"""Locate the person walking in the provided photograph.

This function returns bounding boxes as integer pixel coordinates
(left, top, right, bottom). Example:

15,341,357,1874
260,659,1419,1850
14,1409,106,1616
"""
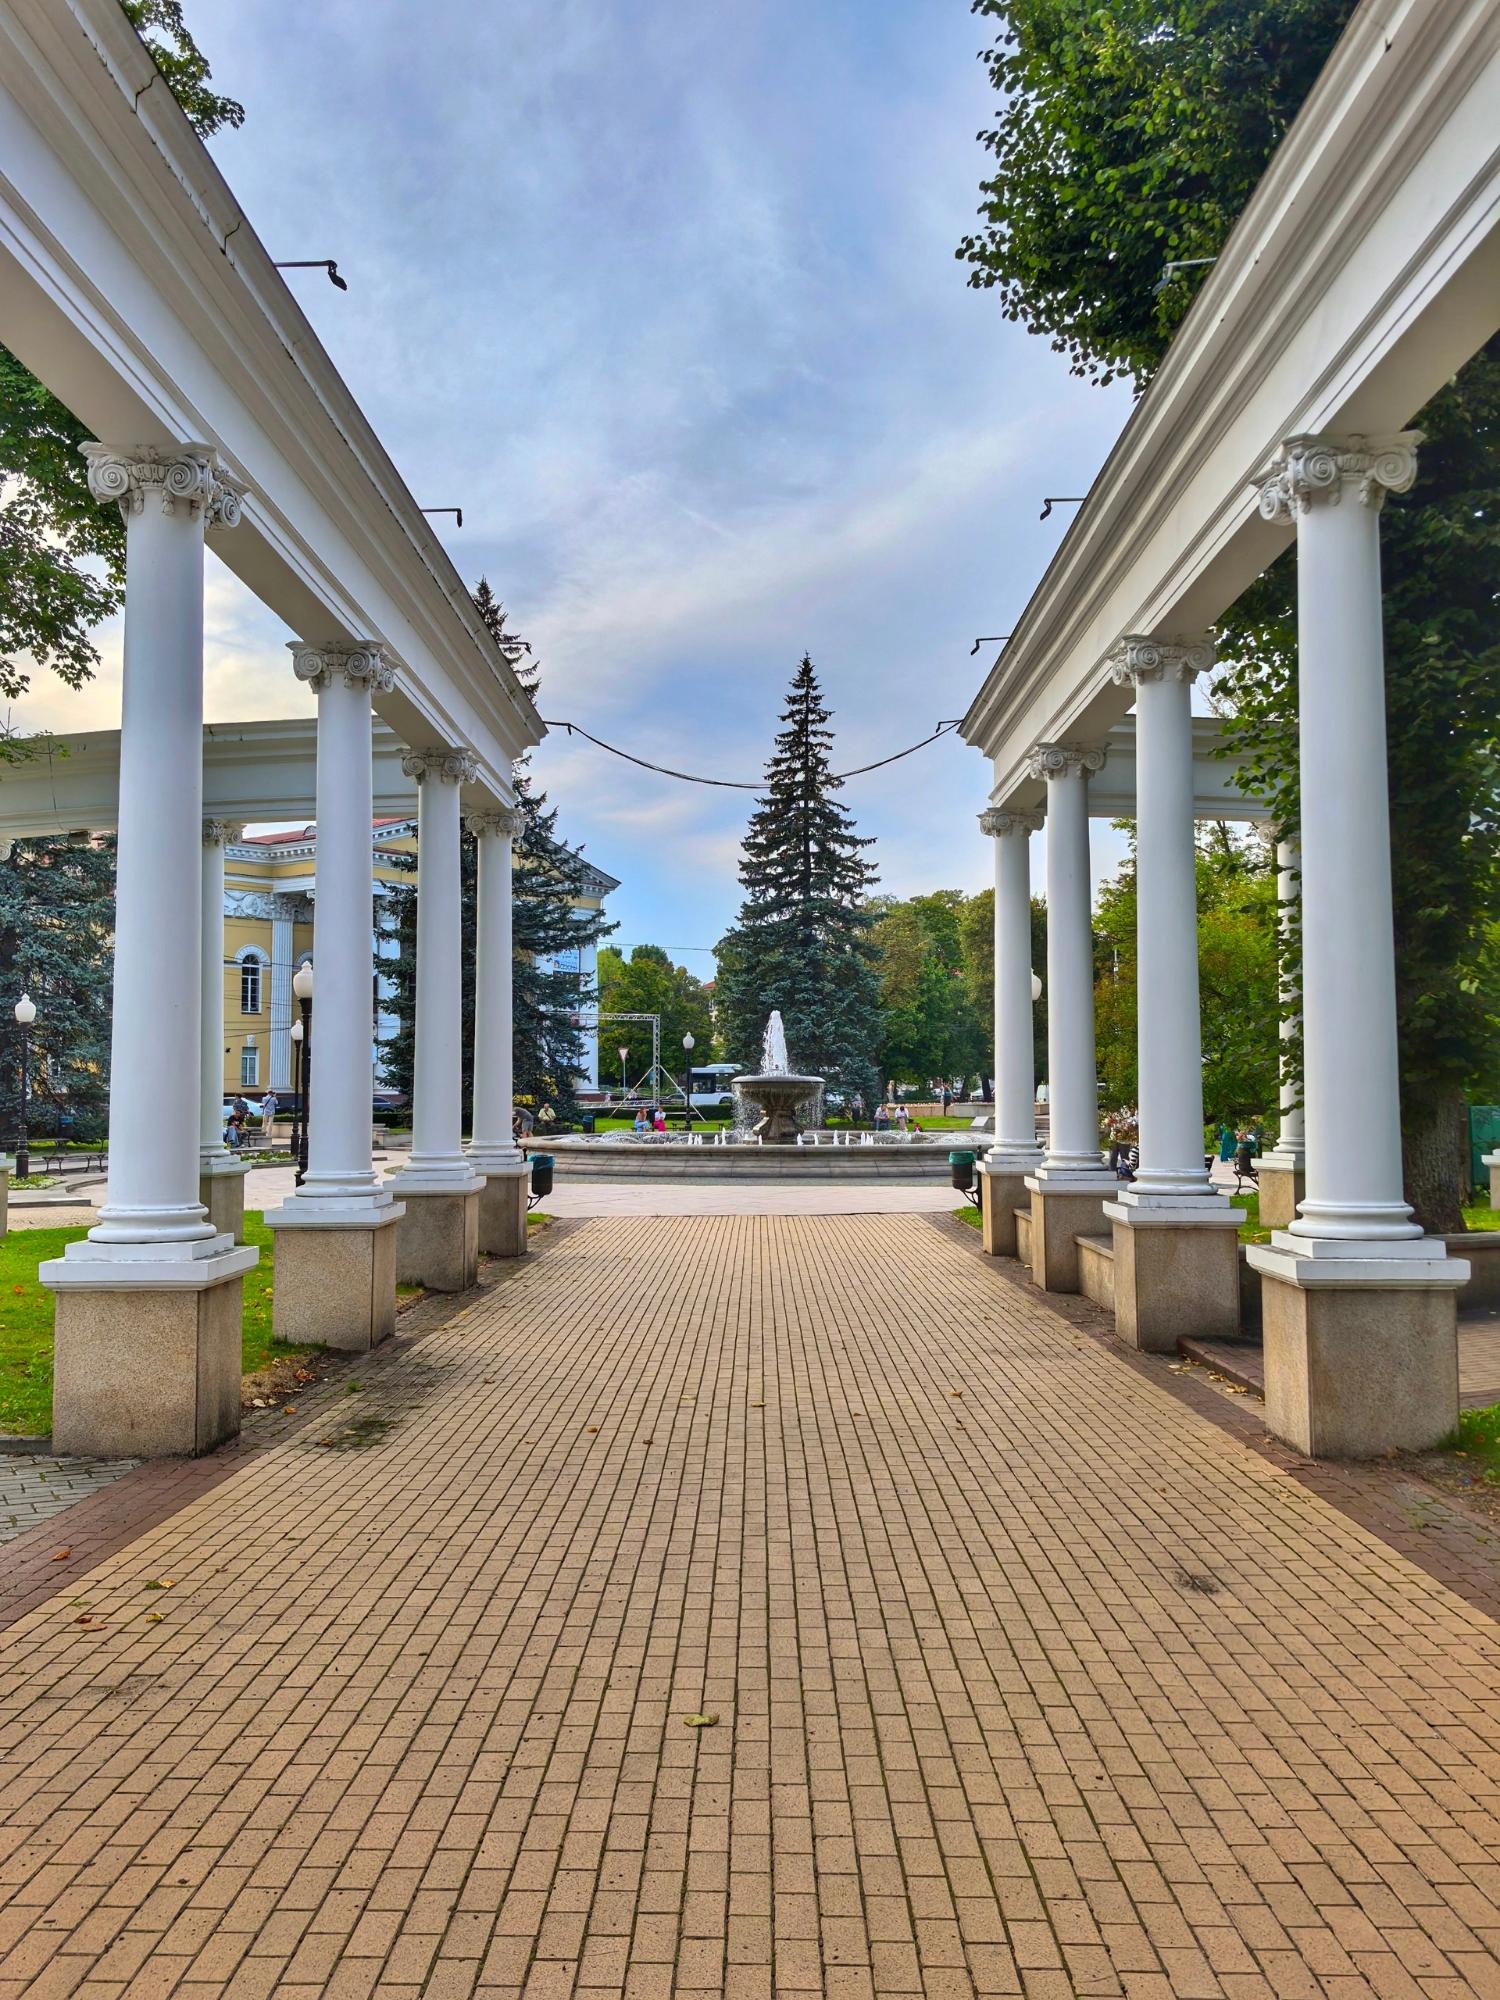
259,1088,279,1146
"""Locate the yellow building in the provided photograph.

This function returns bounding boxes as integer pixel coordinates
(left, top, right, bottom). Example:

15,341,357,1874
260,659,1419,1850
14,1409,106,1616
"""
219,821,617,1101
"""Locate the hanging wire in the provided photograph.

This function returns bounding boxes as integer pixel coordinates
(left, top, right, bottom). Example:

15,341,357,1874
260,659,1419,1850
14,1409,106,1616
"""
538,717,964,791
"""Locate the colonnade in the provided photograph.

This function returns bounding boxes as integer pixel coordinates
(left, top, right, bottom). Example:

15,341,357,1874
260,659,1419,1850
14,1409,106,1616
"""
40,441,531,1460
979,431,1467,1458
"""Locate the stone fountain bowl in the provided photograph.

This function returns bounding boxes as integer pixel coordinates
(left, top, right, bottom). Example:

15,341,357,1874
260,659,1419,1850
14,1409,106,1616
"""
732,1072,824,1145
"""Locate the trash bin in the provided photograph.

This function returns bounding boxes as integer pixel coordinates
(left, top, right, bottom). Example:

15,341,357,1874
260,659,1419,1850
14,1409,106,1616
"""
580,1112,596,1134
530,1154,555,1199
948,1149,975,1192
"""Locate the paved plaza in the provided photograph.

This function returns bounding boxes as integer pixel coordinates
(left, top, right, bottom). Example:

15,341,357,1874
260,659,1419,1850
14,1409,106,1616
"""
3,1216,1500,1998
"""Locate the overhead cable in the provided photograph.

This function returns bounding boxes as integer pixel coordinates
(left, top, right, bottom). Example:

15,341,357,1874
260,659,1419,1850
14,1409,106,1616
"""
538,718,963,791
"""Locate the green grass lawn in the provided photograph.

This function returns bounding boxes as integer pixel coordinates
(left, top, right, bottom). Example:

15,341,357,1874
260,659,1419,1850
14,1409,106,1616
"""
954,1204,982,1231
0,1212,316,1439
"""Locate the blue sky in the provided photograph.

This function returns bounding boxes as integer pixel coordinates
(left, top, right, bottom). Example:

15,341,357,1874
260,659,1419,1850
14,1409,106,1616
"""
22,0,1134,965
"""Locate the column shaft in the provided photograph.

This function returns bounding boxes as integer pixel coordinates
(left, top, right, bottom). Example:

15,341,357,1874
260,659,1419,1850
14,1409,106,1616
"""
1122,650,1217,1202
985,813,1042,1164
1268,838,1305,1160
200,828,232,1168
404,753,478,1189
92,488,215,1243
1036,754,1109,1177
468,813,523,1166
1288,460,1416,1244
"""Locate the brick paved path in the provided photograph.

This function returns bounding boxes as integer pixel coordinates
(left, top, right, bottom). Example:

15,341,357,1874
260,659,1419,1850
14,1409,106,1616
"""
3,1216,1500,1999
0,1454,137,1545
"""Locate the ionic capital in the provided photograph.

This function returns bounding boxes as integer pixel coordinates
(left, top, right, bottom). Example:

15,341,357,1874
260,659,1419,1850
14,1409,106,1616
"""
202,820,244,848
402,746,479,786
1106,634,1213,686
978,807,1043,838
1025,743,1105,783
81,441,246,528
289,641,397,694
1255,431,1422,522
465,807,526,840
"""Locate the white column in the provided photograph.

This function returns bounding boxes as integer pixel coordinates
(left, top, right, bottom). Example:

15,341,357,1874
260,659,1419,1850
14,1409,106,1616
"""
1108,637,1221,1207
1255,434,1426,1254
979,808,1043,1168
200,822,243,1169
79,444,245,1254
1029,745,1113,1183
282,644,395,1210
466,808,525,1168
1260,838,1305,1170
269,900,295,1089
400,748,480,1190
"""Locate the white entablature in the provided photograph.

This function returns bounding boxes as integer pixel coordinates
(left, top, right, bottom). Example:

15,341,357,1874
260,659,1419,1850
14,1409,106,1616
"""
0,720,416,839
962,0,1500,805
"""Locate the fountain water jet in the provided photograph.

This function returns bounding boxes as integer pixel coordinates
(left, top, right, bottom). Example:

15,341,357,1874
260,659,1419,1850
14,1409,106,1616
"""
732,1011,824,1145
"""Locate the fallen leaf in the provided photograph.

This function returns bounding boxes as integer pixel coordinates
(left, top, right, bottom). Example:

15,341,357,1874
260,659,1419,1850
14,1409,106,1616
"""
51,1548,71,1562
74,1616,93,1626
684,1713,719,1728
144,1612,163,1623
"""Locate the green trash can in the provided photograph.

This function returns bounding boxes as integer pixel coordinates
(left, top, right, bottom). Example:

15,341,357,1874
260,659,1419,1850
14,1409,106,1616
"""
530,1154,555,1199
949,1149,976,1192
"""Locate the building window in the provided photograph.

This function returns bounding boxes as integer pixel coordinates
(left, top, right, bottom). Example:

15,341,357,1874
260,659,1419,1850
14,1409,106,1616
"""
240,957,263,1015
240,1044,260,1087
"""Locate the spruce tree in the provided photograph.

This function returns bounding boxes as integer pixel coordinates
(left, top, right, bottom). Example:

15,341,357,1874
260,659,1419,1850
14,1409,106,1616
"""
0,834,115,1143
377,580,614,1121
715,658,882,1101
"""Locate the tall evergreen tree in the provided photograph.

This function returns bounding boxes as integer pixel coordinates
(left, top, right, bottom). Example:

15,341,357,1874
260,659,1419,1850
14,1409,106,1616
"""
377,581,614,1120
958,0,1500,1229
714,658,882,1101
0,835,115,1143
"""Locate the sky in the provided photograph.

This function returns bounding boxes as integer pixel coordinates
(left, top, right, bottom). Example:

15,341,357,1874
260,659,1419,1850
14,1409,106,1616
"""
16,0,1135,969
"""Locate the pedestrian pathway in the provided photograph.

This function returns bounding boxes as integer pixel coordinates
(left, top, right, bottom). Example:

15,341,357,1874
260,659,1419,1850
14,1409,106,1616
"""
0,1452,136,1544
3,1214,1500,1998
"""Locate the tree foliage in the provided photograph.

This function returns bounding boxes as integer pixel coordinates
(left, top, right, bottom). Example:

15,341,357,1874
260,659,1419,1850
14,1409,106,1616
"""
1091,826,1279,1123
597,945,716,1088
0,2,241,722
961,0,1500,1229
0,836,116,1142
714,658,882,1100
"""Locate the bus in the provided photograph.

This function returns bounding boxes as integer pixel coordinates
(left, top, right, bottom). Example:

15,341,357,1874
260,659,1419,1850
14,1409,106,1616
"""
686,1062,739,1111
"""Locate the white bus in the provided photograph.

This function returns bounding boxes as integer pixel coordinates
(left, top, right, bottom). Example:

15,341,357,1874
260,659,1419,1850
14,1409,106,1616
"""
687,1062,739,1111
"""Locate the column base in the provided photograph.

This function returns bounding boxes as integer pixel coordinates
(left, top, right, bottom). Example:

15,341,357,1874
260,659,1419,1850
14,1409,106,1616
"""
265,1203,405,1352
43,1242,258,1458
1256,1154,1305,1230
979,1159,1037,1256
1103,1200,1241,1352
476,1163,530,1258
1484,1152,1500,1210
1023,1174,1117,1292
396,1186,480,1292
1249,1240,1469,1457
199,1156,251,1245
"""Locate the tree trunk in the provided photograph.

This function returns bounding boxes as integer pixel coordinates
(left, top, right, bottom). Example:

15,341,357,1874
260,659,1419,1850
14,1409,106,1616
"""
1402,1085,1470,1236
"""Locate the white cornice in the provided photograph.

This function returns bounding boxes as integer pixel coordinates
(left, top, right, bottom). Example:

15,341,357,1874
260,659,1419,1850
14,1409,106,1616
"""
962,0,1500,791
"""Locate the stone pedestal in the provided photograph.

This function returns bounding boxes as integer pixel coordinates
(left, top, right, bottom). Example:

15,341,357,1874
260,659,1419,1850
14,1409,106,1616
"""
1024,1179,1115,1292
397,1187,480,1293
1256,1156,1305,1231
1104,1201,1241,1352
1484,1151,1500,1209
199,1158,251,1244
980,1164,1033,1256
1250,1239,1469,1457
477,1164,530,1258
268,1205,404,1351
44,1245,257,1458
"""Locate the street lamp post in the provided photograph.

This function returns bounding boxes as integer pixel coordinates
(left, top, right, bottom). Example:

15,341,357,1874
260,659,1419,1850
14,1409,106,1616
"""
293,960,314,1185
13,993,35,1178
682,1031,695,1136
290,1018,304,1165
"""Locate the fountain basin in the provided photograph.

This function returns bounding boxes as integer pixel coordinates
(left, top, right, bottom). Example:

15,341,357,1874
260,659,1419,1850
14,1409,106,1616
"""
733,1071,823,1144
531,1133,994,1183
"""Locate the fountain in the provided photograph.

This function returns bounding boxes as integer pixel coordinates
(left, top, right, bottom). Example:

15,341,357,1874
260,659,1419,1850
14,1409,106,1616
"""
732,1012,824,1145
